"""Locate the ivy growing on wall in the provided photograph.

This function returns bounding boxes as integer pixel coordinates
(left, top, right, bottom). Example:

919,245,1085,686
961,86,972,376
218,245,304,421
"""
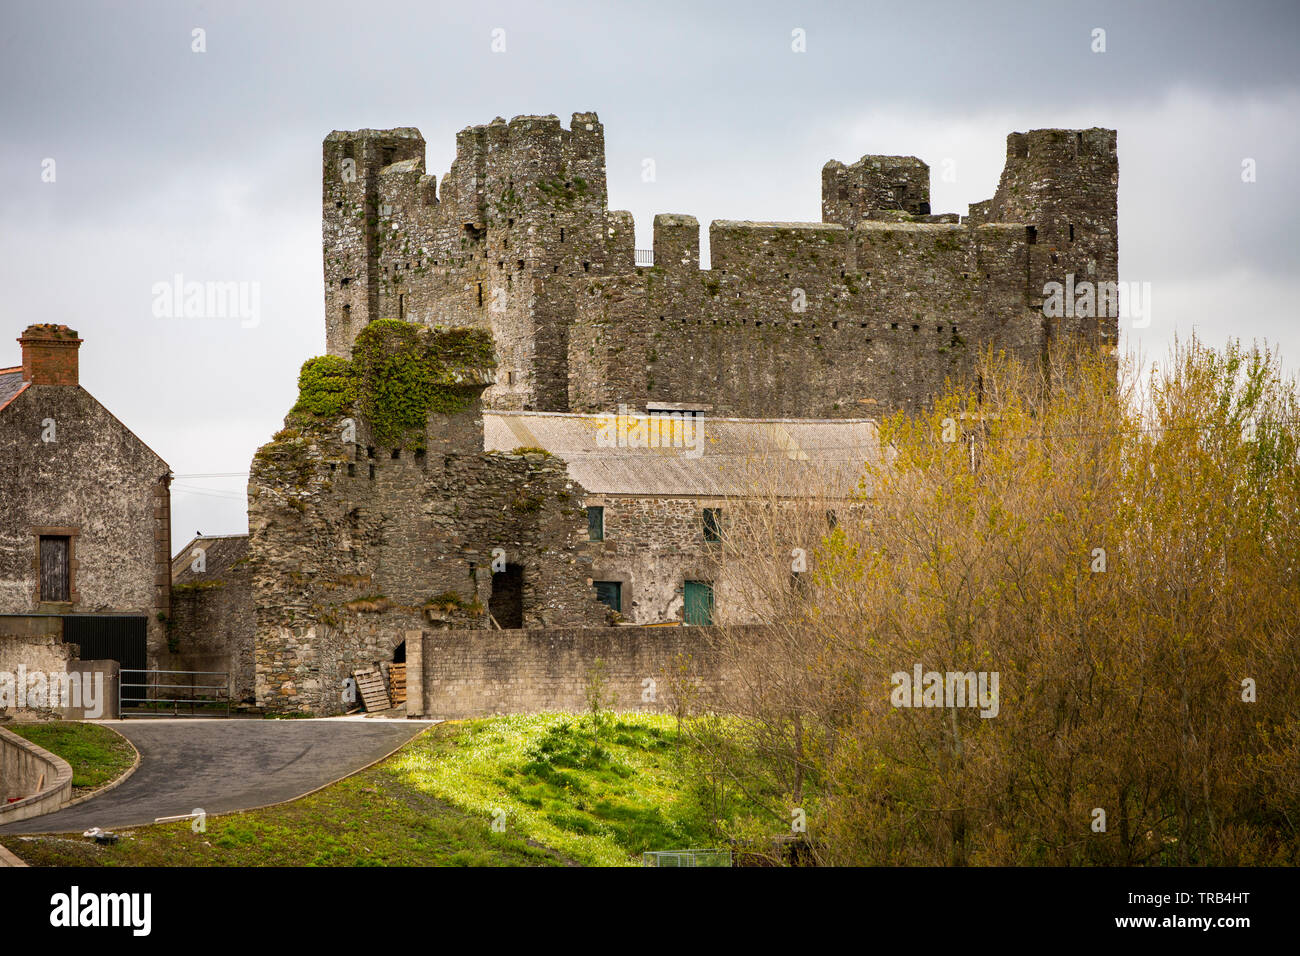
287,319,497,451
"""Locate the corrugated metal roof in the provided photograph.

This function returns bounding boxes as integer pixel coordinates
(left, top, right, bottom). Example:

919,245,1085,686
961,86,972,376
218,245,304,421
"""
0,369,28,415
483,412,879,498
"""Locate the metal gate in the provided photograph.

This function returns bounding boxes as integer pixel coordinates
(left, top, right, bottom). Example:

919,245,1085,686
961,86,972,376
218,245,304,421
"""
62,615,147,702
119,669,230,718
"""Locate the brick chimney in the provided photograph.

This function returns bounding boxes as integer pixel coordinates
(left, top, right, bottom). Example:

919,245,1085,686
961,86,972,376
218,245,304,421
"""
18,324,82,385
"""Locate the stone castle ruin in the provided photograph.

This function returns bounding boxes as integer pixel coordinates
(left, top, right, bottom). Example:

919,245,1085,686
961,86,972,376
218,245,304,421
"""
323,113,1118,418
174,112,1120,715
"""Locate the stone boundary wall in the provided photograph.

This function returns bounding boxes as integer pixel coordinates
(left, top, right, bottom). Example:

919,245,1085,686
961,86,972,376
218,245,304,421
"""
408,624,760,719
0,725,73,824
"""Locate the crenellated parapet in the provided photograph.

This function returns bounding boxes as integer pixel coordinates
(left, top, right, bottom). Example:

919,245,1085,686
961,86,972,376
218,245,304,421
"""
322,114,1119,419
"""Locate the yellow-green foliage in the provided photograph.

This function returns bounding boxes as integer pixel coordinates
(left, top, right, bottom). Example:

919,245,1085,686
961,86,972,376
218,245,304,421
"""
714,337,1300,866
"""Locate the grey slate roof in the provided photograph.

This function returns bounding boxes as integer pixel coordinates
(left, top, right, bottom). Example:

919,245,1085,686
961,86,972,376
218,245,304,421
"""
172,534,250,584
0,368,28,414
483,411,879,499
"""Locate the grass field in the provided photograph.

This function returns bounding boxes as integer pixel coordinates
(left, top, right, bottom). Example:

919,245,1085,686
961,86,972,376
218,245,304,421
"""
1,712,772,867
387,713,735,866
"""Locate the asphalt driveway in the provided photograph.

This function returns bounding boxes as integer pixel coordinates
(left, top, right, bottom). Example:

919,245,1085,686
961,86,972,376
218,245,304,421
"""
0,717,433,834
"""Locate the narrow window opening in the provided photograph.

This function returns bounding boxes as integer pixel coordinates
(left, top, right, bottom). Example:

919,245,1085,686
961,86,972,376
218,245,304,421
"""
703,507,722,542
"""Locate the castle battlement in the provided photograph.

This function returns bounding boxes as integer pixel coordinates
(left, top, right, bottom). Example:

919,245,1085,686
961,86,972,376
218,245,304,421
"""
323,112,1118,418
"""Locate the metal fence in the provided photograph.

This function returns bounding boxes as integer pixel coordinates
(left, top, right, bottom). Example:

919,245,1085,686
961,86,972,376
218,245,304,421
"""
119,669,230,718
642,849,733,867
634,248,654,267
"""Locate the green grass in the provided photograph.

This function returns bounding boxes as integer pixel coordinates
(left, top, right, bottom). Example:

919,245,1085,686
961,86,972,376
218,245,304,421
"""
5,722,136,791
388,713,747,866
0,714,779,867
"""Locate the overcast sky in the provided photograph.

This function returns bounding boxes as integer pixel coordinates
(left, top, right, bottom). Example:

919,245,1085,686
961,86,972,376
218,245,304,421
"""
2,0,1297,551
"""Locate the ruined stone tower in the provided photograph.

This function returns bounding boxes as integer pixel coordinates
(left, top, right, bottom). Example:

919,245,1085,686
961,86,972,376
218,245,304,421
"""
323,112,1118,418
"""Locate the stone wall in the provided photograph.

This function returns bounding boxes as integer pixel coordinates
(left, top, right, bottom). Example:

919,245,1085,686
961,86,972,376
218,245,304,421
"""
408,624,748,720
247,323,611,714
0,616,74,676
0,725,73,824
164,535,255,703
583,496,724,625
323,115,1118,420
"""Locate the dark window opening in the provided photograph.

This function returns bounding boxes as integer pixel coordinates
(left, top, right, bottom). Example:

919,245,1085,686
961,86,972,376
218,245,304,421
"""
380,147,395,166
1025,226,1037,245
559,227,565,242
593,581,621,613
703,507,722,542
398,293,405,319
477,282,483,307
587,506,605,541
490,564,524,629
391,449,400,459
39,535,70,603
392,641,406,664
1068,223,1075,243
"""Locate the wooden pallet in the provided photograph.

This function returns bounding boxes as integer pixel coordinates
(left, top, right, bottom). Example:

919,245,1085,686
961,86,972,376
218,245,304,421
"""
388,663,407,706
352,667,391,712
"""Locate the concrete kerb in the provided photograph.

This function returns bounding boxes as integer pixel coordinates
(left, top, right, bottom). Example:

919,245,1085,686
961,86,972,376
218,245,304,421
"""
0,843,27,867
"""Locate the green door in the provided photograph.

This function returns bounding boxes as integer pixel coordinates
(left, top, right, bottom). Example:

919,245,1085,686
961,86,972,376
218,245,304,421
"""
683,580,714,626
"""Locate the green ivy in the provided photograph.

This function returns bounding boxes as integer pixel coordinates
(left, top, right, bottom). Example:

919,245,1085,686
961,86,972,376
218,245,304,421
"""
292,355,358,418
285,320,497,452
